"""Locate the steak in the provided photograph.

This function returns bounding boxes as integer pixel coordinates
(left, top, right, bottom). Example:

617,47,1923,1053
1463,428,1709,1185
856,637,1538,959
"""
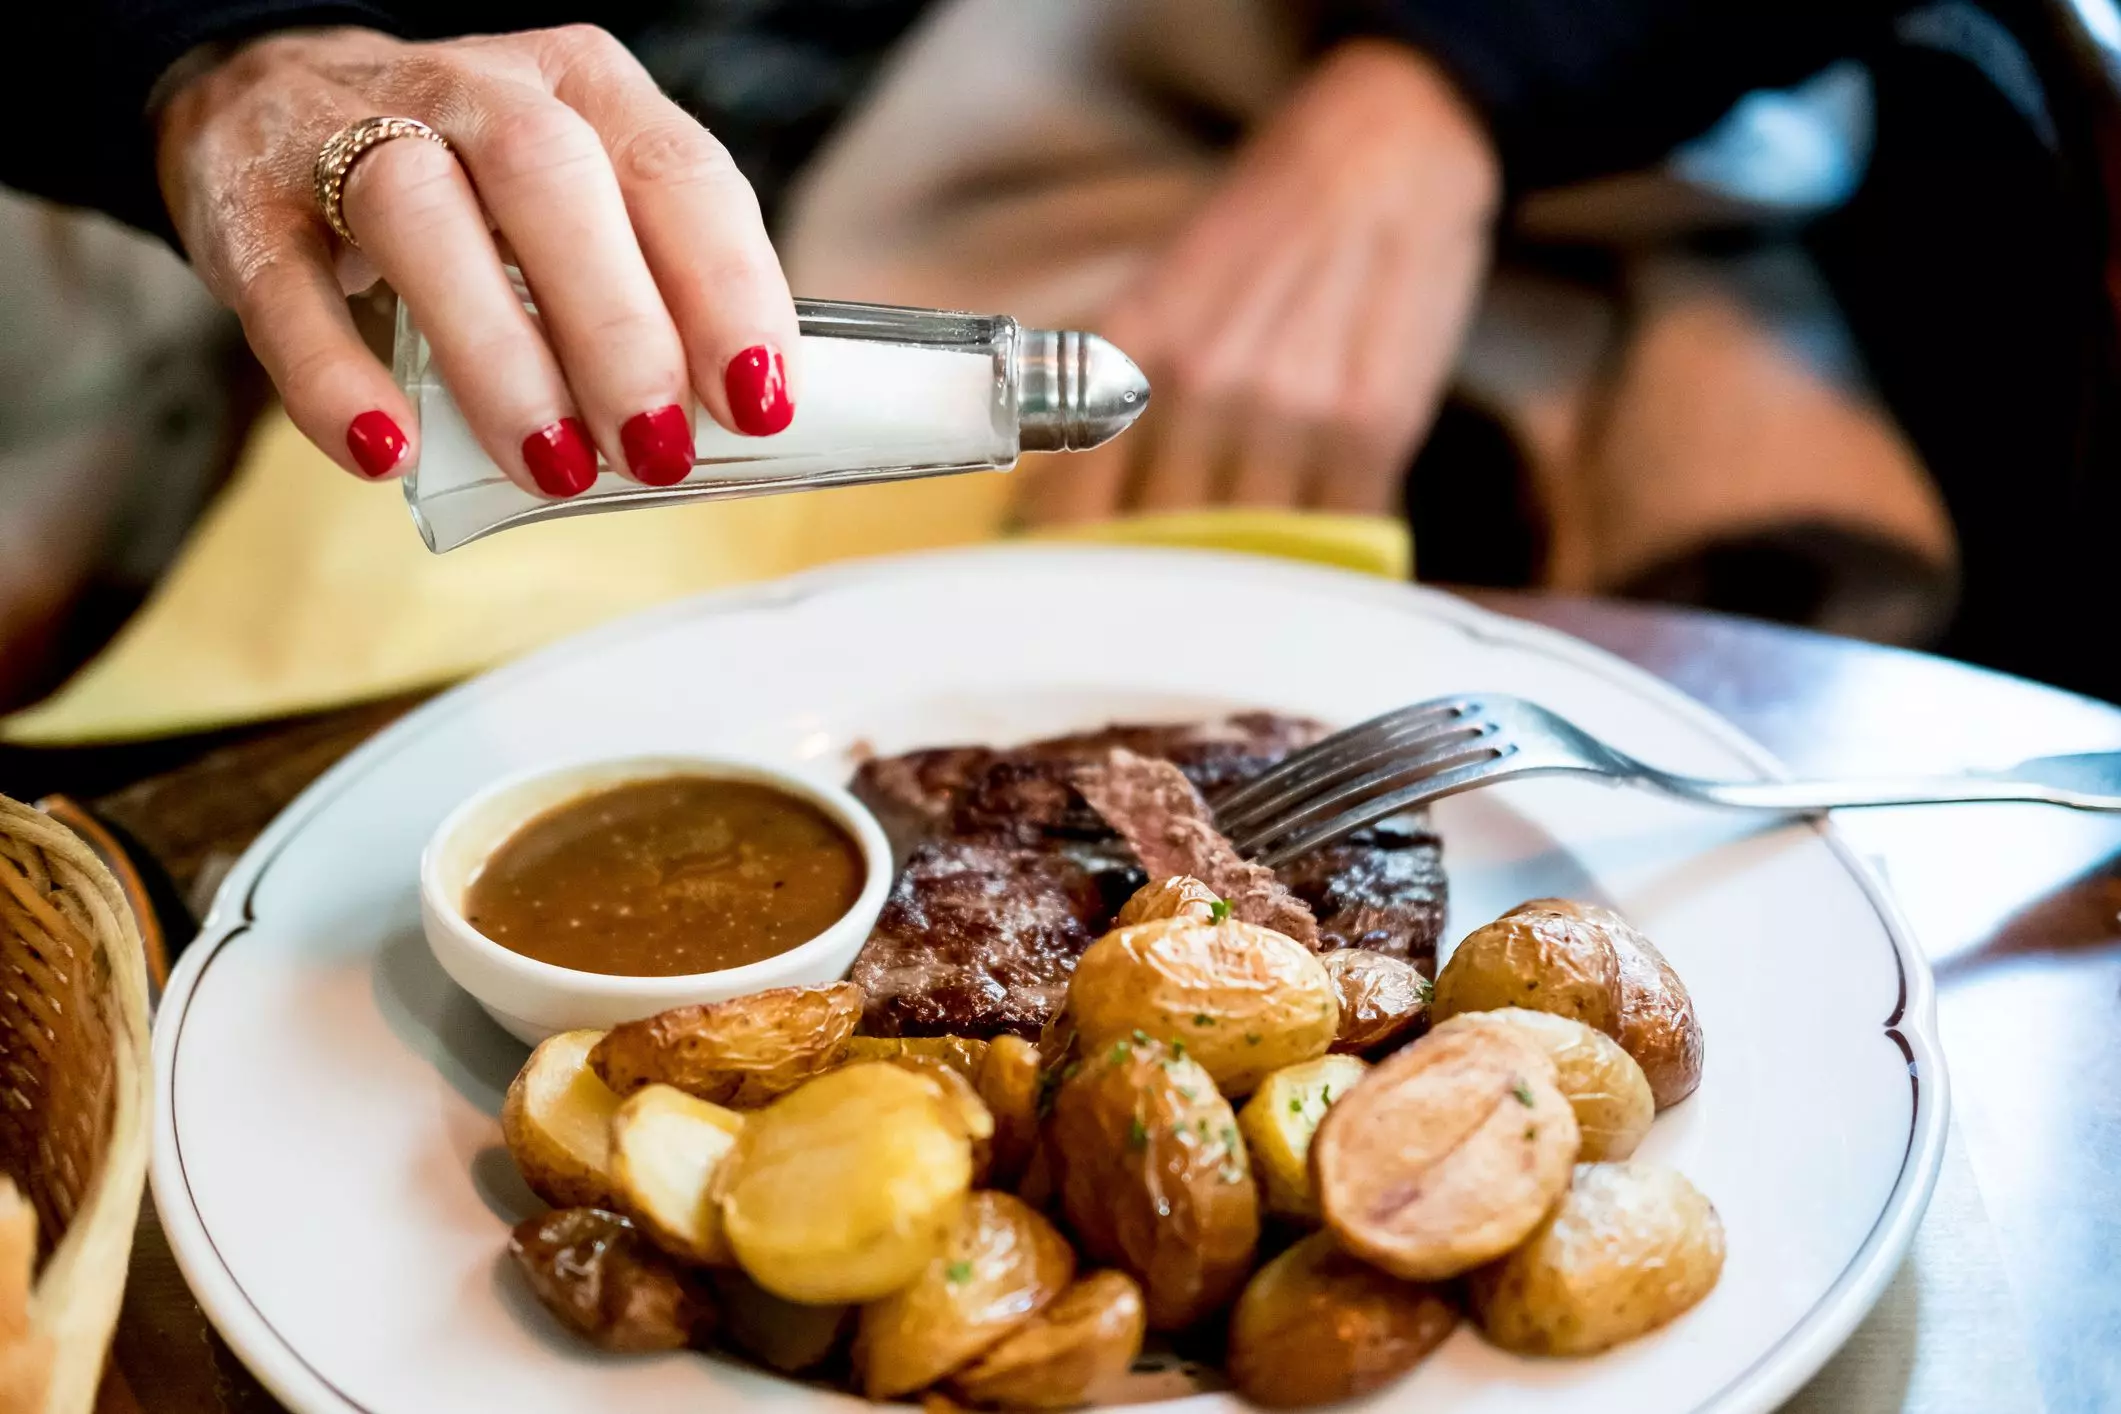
1072,748,1319,948
847,714,1446,1038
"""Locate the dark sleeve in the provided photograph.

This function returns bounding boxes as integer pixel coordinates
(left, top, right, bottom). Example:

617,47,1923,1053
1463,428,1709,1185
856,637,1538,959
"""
1316,0,1907,190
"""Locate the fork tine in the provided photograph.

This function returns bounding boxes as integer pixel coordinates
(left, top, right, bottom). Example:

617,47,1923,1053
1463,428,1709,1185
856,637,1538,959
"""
1222,725,1498,849
1253,756,1518,868
1215,697,1475,822
1228,735,1507,855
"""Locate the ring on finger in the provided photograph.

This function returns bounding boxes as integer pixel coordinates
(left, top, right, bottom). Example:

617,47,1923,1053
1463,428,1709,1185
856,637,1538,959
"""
314,116,454,248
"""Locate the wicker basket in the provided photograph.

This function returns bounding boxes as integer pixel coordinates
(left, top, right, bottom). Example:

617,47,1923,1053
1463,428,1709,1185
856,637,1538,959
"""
0,796,152,1414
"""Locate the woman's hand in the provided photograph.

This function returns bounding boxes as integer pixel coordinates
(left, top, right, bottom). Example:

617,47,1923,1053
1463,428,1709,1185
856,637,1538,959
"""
1022,40,1501,524
157,25,801,495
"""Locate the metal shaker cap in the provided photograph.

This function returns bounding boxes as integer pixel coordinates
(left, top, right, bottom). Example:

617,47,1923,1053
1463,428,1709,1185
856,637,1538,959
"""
1016,329,1151,451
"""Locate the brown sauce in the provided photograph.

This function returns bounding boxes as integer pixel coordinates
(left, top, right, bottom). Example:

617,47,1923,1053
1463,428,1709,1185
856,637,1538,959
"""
465,776,865,977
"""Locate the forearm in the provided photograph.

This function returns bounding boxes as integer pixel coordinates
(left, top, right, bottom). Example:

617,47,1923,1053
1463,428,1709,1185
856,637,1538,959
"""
1315,0,1905,190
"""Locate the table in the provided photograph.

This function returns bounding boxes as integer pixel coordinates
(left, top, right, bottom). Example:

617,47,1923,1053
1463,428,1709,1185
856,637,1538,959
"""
9,592,2116,1413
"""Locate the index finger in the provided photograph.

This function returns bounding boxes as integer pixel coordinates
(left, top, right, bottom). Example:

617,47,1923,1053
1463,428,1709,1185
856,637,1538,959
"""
543,29,803,437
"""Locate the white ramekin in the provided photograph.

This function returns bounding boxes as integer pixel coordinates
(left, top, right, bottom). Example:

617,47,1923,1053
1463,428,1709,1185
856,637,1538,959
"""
419,753,892,1044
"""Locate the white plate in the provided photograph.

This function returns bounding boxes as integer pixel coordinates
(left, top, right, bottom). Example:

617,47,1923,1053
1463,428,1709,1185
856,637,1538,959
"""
151,545,1945,1414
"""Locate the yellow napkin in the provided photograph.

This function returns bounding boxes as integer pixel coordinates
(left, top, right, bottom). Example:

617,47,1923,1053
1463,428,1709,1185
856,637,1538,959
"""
1,412,1409,746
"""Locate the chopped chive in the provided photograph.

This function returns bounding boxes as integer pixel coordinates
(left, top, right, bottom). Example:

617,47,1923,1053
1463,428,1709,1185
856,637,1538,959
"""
1193,1014,1215,1028
945,1261,973,1285
1208,899,1233,924
1511,1080,1536,1108
1110,1040,1132,1064
1289,1096,1303,1115
1127,1117,1149,1150
1244,1032,1262,1046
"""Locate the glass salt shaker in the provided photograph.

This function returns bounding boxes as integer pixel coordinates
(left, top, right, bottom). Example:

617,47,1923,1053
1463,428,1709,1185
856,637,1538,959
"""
393,289,1150,552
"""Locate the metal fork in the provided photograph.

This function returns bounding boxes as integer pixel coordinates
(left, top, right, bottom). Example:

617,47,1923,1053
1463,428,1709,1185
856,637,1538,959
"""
1217,693,2121,867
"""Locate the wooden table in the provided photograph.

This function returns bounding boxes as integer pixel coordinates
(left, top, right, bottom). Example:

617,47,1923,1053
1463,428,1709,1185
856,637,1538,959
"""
8,592,2116,1414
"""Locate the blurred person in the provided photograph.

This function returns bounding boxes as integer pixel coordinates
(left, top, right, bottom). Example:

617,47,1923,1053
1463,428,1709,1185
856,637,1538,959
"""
5,0,2117,700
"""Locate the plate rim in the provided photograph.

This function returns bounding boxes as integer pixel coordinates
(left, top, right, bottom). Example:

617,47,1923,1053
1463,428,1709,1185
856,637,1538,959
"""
149,543,1950,1414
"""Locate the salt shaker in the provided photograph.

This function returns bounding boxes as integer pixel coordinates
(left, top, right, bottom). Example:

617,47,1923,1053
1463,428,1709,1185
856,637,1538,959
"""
393,292,1150,552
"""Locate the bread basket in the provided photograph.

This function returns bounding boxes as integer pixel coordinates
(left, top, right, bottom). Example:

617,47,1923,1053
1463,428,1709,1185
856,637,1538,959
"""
0,795,152,1412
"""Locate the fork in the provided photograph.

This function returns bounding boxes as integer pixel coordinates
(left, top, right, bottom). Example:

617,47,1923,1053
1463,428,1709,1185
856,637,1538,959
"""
1216,693,2121,867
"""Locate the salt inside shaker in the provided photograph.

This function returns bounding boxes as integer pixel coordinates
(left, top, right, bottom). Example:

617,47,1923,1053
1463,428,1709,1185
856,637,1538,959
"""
393,292,1150,552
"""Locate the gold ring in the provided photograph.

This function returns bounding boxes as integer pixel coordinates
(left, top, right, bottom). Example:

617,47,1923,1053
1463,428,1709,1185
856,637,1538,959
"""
313,116,454,248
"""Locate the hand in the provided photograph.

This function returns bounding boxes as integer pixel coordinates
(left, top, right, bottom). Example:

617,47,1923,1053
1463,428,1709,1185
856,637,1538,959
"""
1021,40,1501,524
156,25,801,496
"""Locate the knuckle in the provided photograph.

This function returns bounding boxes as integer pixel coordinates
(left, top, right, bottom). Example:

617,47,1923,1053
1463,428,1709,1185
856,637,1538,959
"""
538,23,633,78
474,103,601,185
611,119,737,190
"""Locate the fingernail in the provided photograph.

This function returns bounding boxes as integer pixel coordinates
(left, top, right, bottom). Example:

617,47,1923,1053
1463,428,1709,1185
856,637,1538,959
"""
346,411,408,479
724,344,794,436
621,404,694,486
521,418,599,497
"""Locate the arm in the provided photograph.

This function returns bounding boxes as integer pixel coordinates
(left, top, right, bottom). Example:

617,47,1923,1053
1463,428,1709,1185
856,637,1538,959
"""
1315,0,1903,190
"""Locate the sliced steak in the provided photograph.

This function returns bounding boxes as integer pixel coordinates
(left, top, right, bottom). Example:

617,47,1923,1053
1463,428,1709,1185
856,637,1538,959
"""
849,839,1112,1039
1073,748,1320,948
1277,818,1447,967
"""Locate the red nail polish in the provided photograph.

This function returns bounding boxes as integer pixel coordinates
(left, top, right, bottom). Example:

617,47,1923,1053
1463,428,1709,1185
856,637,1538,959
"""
521,418,599,498
346,411,408,479
621,404,694,486
724,345,794,436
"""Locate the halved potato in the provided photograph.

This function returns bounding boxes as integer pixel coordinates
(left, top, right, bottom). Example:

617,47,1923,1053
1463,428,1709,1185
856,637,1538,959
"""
949,1270,1147,1409
501,1028,621,1208
589,983,863,1106
842,1034,991,1081
1067,917,1338,1097
1429,1009,1653,1162
609,1084,746,1264
1237,1055,1369,1222
1114,876,1222,928
886,1054,998,1185
720,1062,975,1304
1468,1161,1725,1355
855,1191,1076,1397
1227,1230,1458,1408
1313,1026,1579,1281
1321,949,1430,1056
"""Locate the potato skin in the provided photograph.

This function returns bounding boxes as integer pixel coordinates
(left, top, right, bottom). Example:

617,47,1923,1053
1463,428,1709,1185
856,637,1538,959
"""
589,983,863,1106
949,1270,1147,1409
1322,950,1430,1056
856,1191,1076,1397
1432,910,1621,1034
720,1062,974,1304
1046,1038,1260,1330
843,1034,992,1081
1505,901,1704,1109
1067,918,1338,1097
1313,1027,1579,1281
977,1035,1045,1187
501,1028,622,1209
509,1208,717,1352
1114,876,1223,928
1468,1161,1725,1355
1237,1055,1370,1222
709,1268,855,1373
1429,1009,1653,1162
1227,1231,1458,1408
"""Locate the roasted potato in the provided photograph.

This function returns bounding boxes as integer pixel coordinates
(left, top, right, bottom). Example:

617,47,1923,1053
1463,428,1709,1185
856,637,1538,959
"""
842,1034,992,1081
589,983,862,1106
1067,917,1338,1096
1322,950,1430,1055
608,1084,746,1264
1429,1009,1653,1162
977,1035,1045,1187
509,1208,717,1352
856,1191,1076,1397
1467,1161,1725,1355
949,1270,1147,1409
501,1028,621,1208
1227,1231,1458,1408
710,1268,856,1373
1237,1055,1370,1222
721,1061,975,1303
1511,900,1704,1109
1432,909,1622,1034
1046,1037,1260,1330
886,1055,999,1185
1114,875,1223,928
1313,1026,1579,1281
